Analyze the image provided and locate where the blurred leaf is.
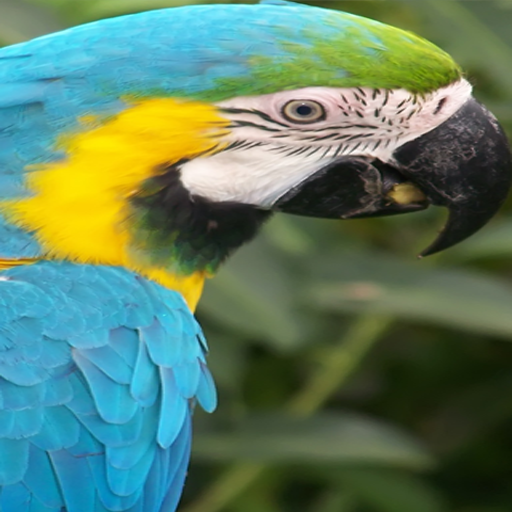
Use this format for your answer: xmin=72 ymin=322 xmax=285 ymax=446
xmin=336 ymin=468 xmax=448 ymax=512
xmin=193 ymin=412 xmax=434 ymax=469
xmin=458 ymin=509 xmax=509 ymax=512
xmin=199 ymin=329 xmax=249 ymax=395
xmin=413 ymin=1 xmax=512 ymax=92
xmin=262 ymin=215 xmax=315 ymax=256
xmin=200 ymin=235 xmax=303 ymax=350
xmin=312 ymin=489 xmax=357 ymax=512
xmin=0 ymin=0 xmax=64 ymax=43
xmin=309 ymin=251 xmax=512 ymax=340
xmin=78 ymin=0 xmax=240 ymax=20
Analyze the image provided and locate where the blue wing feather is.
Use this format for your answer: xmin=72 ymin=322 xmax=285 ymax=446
xmin=31 ymin=406 xmax=80 ymax=450
xmin=158 ymin=368 xmax=188 ymax=449
xmin=0 ymin=262 xmax=216 ymax=512
xmin=130 ymin=342 xmax=160 ymax=407
xmin=1 ymin=482 xmax=31 ymax=512
xmin=81 ymin=345 xmax=133 ymax=385
xmin=0 ymin=438 xmax=28 ymax=484
xmin=73 ymin=351 xmax=139 ymax=424
xmin=24 ymin=445 xmax=62 ymax=508
xmin=50 ymin=449 xmax=97 ymax=512
xmin=0 ymin=411 xmax=15 ymax=437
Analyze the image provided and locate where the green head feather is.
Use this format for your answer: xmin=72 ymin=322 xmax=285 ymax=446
xmin=211 ymin=3 xmax=461 ymax=98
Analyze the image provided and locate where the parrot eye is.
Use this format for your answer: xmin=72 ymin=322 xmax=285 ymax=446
xmin=281 ymin=100 xmax=326 ymax=124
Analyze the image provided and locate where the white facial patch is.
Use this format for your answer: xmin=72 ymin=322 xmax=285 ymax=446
xmin=180 ymin=144 xmax=331 ymax=207
xmin=179 ymin=79 xmax=473 ymax=207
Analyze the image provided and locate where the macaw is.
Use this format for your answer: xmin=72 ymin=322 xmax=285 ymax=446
xmin=0 ymin=1 xmax=510 ymax=511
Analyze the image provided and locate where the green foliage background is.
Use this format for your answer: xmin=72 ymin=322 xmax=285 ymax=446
xmin=6 ymin=1 xmax=512 ymax=511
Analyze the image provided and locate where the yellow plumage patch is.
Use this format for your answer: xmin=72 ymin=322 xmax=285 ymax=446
xmin=0 ymin=258 xmax=38 ymax=270
xmin=0 ymin=98 xmax=230 ymax=310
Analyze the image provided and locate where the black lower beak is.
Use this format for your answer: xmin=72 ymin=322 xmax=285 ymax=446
xmin=274 ymin=98 xmax=512 ymax=256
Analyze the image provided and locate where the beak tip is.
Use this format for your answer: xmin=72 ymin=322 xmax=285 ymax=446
xmin=418 ymin=246 xmax=439 ymax=258
xmin=394 ymin=97 xmax=512 ymax=256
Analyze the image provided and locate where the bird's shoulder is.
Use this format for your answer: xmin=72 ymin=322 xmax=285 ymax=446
xmin=0 ymin=261 xmax=216 ymax=512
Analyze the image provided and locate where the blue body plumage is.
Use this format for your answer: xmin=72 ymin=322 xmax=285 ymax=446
xmin=0 ymin=262 xmax=216 ymax=512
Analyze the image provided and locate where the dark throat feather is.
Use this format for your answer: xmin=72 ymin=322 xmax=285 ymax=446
xmin=129 ymin=161 xmax=272 ymax=275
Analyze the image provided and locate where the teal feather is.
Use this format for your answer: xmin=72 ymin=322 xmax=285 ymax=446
xmin=159 ymin=427 xmax=192 ymax=512
xmin=160 ymin=417 xmax=191 ymax=492
xmin=30 ymin=407 xmax=80 ymax=450
xmin=74 ymin=405 xmax=143 ymax=447
xmin=27 ymin=497 xmax=58 ymax=512
xmin=37 ymin=339 xmax=71 ymax=371
xmin=80 ymin=345 xmax=133 ymax=385
xmin=68 ymin=329 xmax=111 ymax=349
xmin=67 ymin=428 xmax=102 ymax=458
xmin=106 ymin=443 xmax=155 ymax=497
xmin=196 ymin=362 xmax=218 ymax=413
xmin=109 ymin=328 xmax=139 ymax=369
xmin=157 ymin=368 xmax=188 ymax=449
xmin=1 ymin=380 xmax=44 ymax=409
xmin=0 ymin=411 xmax=15 ymax=437
xmin=88 ymin=452 xmax=143 ymax=510
xmin=41 ymin=376 xmax=73 ymax=407
xmin=107 ymin=405 xmax=160 ymax=470
xmin=0 ymin=262 xmax=215 ymax=511
xmin=49 ymin=449 xmax=96 ymax=512
xmin=0 ymin=483 xmax=31 ymax=511
xmin=130 ymin=342 xmax=159 ymax=407
xmin=0 ymin=438 xmax=28 ymax=485
xmin=141 ymin=319 xmax=181 ymax=367
xmin=8 ymin=408 xmax=43 ymax=439
xmin=142 ymin=453 xmax=162 ymax=512
xmin=73 ymin=351 xmax=138 ymax=424
xmin=66 ymin=373 xmax=96 ymax=415
xmin=24 ymin=446 xmax=62 ymax=508
xmin=0 ymin=362 xmax=48 ymax=386
xmin=173 ymin=361 xmax=201 ymax=399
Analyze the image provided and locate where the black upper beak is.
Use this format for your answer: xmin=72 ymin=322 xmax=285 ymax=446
xmin=274 ymin=98 xmax=512 ymax=256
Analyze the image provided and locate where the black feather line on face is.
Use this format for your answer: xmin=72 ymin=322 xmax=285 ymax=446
xmin=129 ymin=161 xmax=271 ymax=274
xmin=221 ymin=107 xmax=291 ymax=128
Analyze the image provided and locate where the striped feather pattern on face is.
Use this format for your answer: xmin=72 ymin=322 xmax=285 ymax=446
xmin=179 ymin=81 xmax=472 ymax=207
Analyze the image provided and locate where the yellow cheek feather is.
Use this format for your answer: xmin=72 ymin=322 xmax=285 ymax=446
xmin=0 ymin=98 xmax=230 ymax=311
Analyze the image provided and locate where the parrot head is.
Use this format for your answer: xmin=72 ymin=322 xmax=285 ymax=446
xmin=123 ymin=0 xmax=511 ymax=277
xmin=161 ymin=0 xmax=511 ymax=261
xmin=182 ymin=80 xmax=510 ymax=258
xmin=1 ymin=0 xmax=510 ymax=307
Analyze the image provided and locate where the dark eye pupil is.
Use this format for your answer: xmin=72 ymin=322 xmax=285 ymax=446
xmin=281 ymin=99 xmax=325 ymax=124
xmin=296 ymin=104 xmax=313 ymax=116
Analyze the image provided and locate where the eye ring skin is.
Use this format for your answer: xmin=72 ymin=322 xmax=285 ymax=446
xmin=274 ymin=99 xmax=512 ymax=257
xmin=281 ymin=99 xmax=326 ymax=124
